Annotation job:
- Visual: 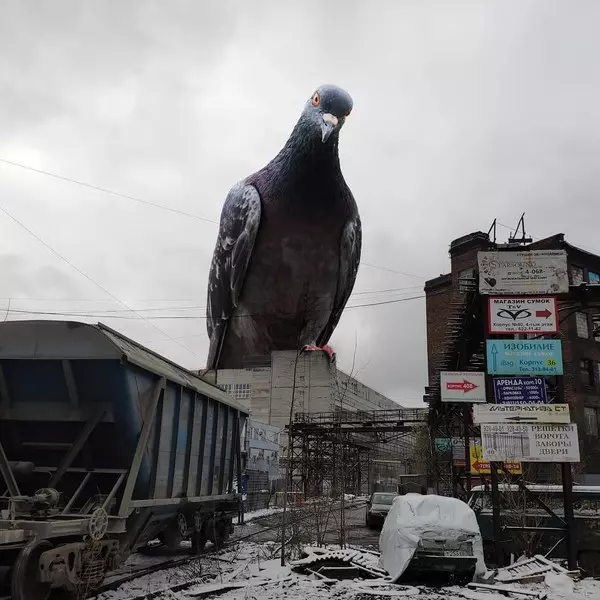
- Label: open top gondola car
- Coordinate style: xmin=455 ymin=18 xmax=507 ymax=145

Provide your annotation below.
xmin=0 ymin=320 xmax=248 ymax=599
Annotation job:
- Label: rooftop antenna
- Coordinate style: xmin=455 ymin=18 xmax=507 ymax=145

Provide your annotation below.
xmin=487 ymin=219 xmax=497 ymax=244
xmin=508 ymin=213 xmax=532 ymax=246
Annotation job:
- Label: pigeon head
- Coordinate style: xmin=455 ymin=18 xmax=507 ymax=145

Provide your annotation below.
xmin=303 ymin=84 xmax=353 ymax=144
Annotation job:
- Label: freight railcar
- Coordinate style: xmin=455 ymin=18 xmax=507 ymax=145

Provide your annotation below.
xmin=0 ymin=320 xmax=248 ymax=600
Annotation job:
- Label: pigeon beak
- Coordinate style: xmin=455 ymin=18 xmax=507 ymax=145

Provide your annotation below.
xmin=321 ymin=113 xmax=339 ymax=143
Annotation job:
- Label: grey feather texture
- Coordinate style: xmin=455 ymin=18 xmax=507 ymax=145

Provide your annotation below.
xmin=206 ymin=84 xmax=361 ymax=370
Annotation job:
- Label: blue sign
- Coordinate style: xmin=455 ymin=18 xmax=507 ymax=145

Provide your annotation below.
xmin=486 ymin=340 xmax=563 ymax=376
xmin=493 ymin=377 xmax=548 ymax=404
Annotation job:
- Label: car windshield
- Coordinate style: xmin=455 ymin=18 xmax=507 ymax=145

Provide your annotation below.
xmin=372 ymin=493 xmax=396 ymax=505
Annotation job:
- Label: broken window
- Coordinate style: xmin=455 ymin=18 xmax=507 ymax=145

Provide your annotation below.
xmin=576 ymin=312 xmax=590 ymax=338
xmin=585 ymin=407 xmax=599 ymax=437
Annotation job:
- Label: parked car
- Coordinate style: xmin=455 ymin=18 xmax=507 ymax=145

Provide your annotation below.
xmin=365 ymin=492 xmax=398 ymax=528
xmin=379 ymin=494 xmax=485 ymax=583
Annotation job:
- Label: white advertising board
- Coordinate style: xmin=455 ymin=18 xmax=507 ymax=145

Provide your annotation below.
xmin=488 ymin=297 xmax=558 ymax=334
xmin=481 ymin=423 xmax=580 ymax=463
xmin=478 ymin=250 xmax=569 ymax=295
xmin=473 ymin=403 xmax=570 ymax=425
xmin=440 ymin=371 xmax=486 ymax=403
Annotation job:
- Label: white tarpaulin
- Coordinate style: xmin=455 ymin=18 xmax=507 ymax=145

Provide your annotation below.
xmin=379 ymin=494 xmax=486 ymax=581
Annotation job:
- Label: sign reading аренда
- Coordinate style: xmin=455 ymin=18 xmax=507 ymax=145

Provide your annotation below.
xmin=486 ymin=340 xmax=563 ymax=376
xmin=493 ymin=377 xmax=548 ymax=404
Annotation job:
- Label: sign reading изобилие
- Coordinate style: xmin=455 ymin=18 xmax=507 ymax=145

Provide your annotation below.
xmin=486 ymin=340 xmax=563 ymax=376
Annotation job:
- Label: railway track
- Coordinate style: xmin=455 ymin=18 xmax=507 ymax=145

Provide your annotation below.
xmin=92 ymin=500 xmax=367 ymax=599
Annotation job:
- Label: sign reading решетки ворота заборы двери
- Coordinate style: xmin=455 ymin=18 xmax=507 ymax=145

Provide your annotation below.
xmin=486 ymin=340 xmax=563 ymax=376
xmin=477 ymin=250 xmax=569 ymax=295
xmin=481 ymin=423 xmax=580 ymax=463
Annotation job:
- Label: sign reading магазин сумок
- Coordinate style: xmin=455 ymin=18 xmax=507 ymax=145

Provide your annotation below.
xmin=488 ymin=297 xmax=558 ymax=334
xmin=478 ymin=250 xmax=568 ymax=295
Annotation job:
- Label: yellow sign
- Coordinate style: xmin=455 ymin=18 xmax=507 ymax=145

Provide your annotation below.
xmin=469 ymin=444 xmax=521 ymax=475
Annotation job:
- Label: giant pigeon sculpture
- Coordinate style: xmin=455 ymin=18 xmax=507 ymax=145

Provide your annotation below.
xmin=206 ymin=84 xmax=361 ymax=370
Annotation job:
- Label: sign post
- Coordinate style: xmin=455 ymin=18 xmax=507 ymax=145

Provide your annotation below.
xmin=486 ymin=340 xmax=563 ymax=376
xmin=440 ymin=371 xmax=486 ymax=403
xmin=473 ymin=403 xmax=570 ymax=425
xmin=488 ymin=297 xmax=558 ymax=334
xmin=478 ymin=250 xmax=569 ymax=295
xmin=480 ymin=423 xmax=580 ymax=463
xmin=493 ymin=377 xmax=548 ymax=404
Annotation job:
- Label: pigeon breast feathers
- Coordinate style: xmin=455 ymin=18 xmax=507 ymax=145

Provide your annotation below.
xmin=206 ymin=183 xmax=261 ymax=341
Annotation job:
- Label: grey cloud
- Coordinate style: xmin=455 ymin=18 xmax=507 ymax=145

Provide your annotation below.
xmin=2 ymin=0 xmax=600 ymax=405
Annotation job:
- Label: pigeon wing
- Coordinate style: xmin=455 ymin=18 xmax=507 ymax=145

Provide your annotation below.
xmin=206 ymin=182 xmax=262 ymax=368
xmin=317 ymin=214 xmax=362 ymax=346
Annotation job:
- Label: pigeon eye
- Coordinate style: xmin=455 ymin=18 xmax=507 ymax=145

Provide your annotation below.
xmin=312 ymin=92 xmax=320 ymax=107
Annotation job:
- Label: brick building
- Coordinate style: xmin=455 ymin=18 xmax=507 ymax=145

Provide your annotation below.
xmin=424 ymin=231 xmax=600 ymax=484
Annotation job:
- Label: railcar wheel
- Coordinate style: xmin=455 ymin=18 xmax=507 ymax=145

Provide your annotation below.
xmin=11 ymin=539 xmax=52 ymax=600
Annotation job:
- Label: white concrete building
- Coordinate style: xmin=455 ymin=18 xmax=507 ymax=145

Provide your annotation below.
xmin=215 ymin=348 xmax=403 ymax=431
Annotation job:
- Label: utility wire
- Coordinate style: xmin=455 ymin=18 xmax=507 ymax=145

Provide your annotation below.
xmin=0 ymin=287 xmax=424 ymax=316
xmin=0 ymin=203 xmax=202 ymax=358
xmin=5 ymin=294 xmax=425 ymax=320
xmin=0 ymin=157 xmax=218 ymax=224
xmin=0 ymin=156 xmax=426 ymax=280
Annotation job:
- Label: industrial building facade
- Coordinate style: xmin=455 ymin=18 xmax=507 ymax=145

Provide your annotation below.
xmin=424 ymin=230 xmax=600 ymax=485
xmin=216 ymin=348 xmax=404 ymax=431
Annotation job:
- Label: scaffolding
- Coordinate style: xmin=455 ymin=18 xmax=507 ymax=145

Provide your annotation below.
xmin=285 ymin=408 xmax=428 ymax=497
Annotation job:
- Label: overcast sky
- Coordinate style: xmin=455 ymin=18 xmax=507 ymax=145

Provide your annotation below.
xmin=1 ymin=1 xmax=599 ymax=407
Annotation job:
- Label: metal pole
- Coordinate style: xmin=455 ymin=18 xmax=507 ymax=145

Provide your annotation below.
xmin=562 ymin=463 xmax=576 ymax=569
xmin=556 ymin=372 xmax=577 ymax=570
xmin=490 ymin=460 xmax=503 ymax=566
xmin=464 ymin=405 xmax=472 ymax=495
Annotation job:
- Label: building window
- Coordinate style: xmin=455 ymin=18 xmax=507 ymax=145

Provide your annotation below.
xmin=590 ymin=271 xmax=600 ymax=285
xmin=221 ymin=383 xmax=251 ymax=401
xmin=593 ymin=314 xmax=600 ymax=342
xmin=580 ymin=359 xmax=595 ymax=387
xmin=576 ymin=312 xmax=590 ymax=338
xmin=585 ymin=407 xmax=599 ymax=437
xmin=570 ymin=266 xmax=584 ymax=285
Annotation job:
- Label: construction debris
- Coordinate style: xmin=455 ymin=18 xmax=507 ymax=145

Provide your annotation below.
xmin=493 ymin=555 xmax=580 ymax=584
xmin=468 ymin=582 xmax=548 ymax=599
xmin=291 ymin=546 xmax=389 ymax=580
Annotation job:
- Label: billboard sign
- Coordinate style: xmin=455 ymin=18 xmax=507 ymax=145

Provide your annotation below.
xmin=469 ymin=442 xmax=521 ymax=475
xmin=478 ymin=250 xmax=569 ymax=295
xmin=473 ymin=403 xmax=570 ymax=425
xmin=493 ymin=377 xmax=548 ymax=404
xmin=486 ymin=340 xmax=563 ymax=376
xmin=435 ymin=438 xmax=452 ymax=452
xmin=488 ymin=297 xmax=558 ymax=334
xmin=440 ymin=371 xmax=486 ymax=403
xmin=481 ymin=423 xmax=580 ymax=463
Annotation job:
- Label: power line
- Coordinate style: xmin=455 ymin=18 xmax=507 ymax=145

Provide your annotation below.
xmin=0 ymin=203 xmax=203 ymax=359
xmin=4 ymin=294 xmax=425 ymax=321
xmin=0 ymin=286 xmax=424 ymax=316
xmin=0 ymin=157 xmax=218 ymax=224
xmin=0 ymin=156 xmax=426 ymax=280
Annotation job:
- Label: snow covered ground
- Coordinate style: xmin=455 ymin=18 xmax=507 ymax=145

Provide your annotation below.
xmin=234 ymin=506 xmax=283 ymax=524
xmin=94 ymin=540 xmax=600 ymax=600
